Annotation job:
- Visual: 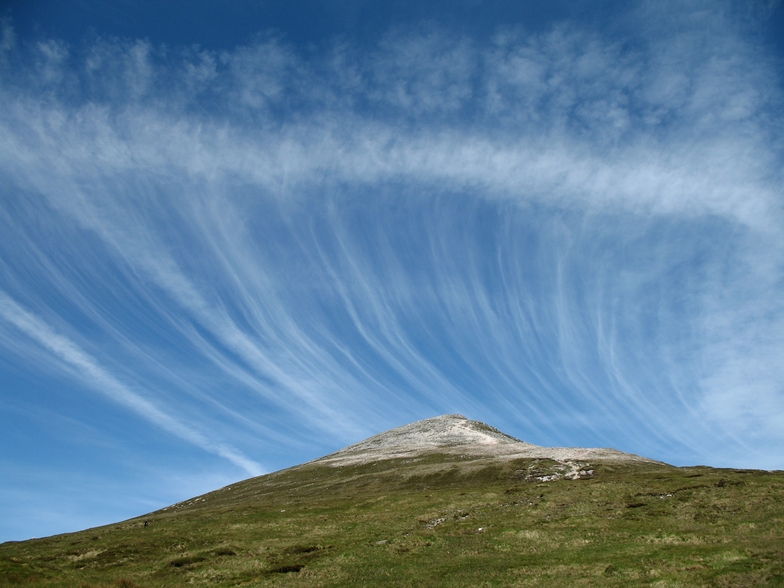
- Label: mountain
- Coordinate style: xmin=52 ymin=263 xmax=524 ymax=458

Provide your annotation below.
xmin=1 ymin=416 xmax=782 ymax=587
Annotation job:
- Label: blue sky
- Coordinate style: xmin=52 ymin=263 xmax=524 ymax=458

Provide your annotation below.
xmin=1 ymin=0 xmax=783 ymax=542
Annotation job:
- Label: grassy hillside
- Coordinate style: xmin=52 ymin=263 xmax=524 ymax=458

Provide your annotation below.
xmin=1 ymin=455 xmax=783 ymax=587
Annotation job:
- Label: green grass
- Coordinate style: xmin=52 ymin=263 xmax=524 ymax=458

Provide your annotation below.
xmin=1 ymin=456 xmax=783 ymax=587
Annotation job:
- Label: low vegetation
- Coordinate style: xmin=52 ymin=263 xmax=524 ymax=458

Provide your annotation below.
xmin=1 ymin=454 xmax=783 ymax=587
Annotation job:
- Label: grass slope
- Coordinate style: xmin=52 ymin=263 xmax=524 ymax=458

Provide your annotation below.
xmin=1 ymin=455 xmax=783 ymax=587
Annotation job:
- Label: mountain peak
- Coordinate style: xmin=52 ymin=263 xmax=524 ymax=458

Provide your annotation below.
xmin=314 ymin=414 xmax=659 ymax=467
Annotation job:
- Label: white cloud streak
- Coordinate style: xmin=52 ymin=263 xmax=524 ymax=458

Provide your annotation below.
xmin=0 ymin=291 xmax=264 ymax=476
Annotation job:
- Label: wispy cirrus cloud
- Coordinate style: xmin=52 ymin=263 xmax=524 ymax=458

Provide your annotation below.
xmin=0 ymin=0 xmax=782 ymax=511
xmin=0 ymin=291 xmax=264 ymax=476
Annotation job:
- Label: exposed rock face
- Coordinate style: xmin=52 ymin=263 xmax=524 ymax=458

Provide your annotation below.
xmin=314 ymin=414 xmax=660 ymax=467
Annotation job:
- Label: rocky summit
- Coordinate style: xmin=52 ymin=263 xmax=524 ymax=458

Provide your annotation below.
xmin=314 ymin=413 xmax=658 ymax=467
